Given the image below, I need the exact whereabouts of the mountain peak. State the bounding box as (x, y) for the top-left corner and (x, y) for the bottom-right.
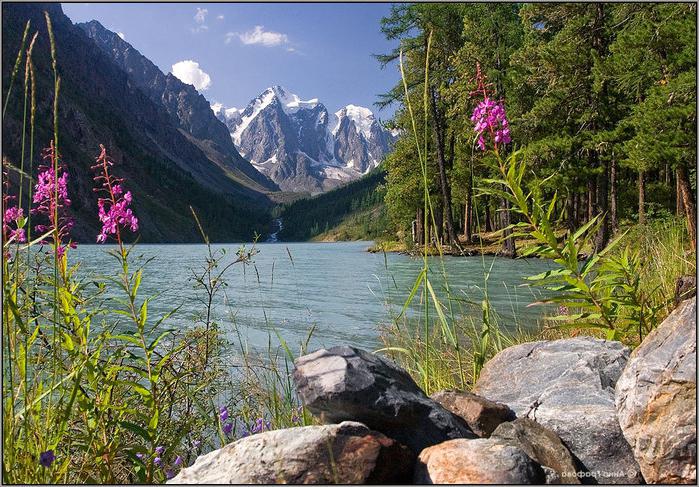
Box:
(335, 104), (376, 139)
(261, 86), (320, 114)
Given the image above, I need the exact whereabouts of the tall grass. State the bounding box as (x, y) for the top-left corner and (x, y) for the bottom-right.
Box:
(376, 34), (530, 394)
(2, 13), (307, 484)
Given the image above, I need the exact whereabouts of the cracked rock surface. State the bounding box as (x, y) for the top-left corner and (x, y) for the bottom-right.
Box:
(474, 337), (642, 483)
(293, 346), (476, 454)
(616, 297), (696, 484)
(167, 422), (414, 484)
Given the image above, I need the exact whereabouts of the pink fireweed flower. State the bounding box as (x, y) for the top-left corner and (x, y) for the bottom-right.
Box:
(31, 142), (75, 249)
(469, 62), (511, 152)
(470, 97), (511, 151)
(91, 145), (138, 244)
(3, 206), (26, 243)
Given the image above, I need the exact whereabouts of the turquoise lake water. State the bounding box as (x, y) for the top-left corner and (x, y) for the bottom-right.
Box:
(71, 241), (554, 352)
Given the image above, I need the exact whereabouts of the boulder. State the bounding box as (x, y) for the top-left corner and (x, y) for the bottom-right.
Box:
(616, 297), (697, 484)
(492, 418), (581, 484)
(167, 421), (414, 484)
(414, 438), (546, 484)
(292, 346), (476, 454)
(474, 337), (642, 483)
(431, 390), (515, 437)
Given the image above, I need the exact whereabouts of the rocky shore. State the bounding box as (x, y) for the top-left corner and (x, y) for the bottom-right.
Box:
(169, 297), (696, 484)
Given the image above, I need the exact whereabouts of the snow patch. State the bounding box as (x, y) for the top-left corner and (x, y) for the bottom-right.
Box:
(232, 89), (276, 145)
(335, 104), (375, 140)
(268, 85), (319, 114)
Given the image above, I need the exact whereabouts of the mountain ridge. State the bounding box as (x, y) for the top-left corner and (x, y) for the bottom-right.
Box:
(77, 19), (278, 193)
(2, 3), (272, 242)
(214, 85), (396, 193)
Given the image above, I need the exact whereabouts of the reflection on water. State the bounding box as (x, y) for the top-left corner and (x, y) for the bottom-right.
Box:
(71, 241), (554, 352)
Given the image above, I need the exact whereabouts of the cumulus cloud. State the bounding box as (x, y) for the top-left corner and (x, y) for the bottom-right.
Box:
(171, 60), (212, 91)
(234, 25), (289, 47)
(194, 8), (208, 24)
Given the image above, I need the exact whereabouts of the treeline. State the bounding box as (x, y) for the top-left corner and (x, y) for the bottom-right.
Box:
(378, 3), (696, 254)
(278, 169), (387, 241)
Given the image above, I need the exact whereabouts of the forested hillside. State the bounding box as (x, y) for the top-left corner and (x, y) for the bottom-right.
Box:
(378, 3), (696, 253)
(277, 168), (389, 241)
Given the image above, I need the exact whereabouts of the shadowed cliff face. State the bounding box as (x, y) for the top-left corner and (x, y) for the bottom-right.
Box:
(78, 20), (278, 193)
(2, 3), (273, 243)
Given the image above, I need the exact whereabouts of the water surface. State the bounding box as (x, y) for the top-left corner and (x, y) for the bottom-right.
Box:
(72, 241), (553, 352)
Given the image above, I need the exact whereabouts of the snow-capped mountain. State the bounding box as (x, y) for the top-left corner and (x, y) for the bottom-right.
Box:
(213, 86), (396, 193)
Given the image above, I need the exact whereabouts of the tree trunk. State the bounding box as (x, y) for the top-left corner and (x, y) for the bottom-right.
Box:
(416, 207), (424, 246)
(638, 171), (646, 225)
(464, 164), (473, 243)
(610, 157), (618, 232)
(500, 197), (516, 258)
(594, 159), (610, 252)
(676, 175), (684, 217)
(587, 179), (595, 221)
(677, 163), (697, 250)
(484, 196), (493, 233)
(434, 204), (444, 246)
(428, 87), (458, 246)
(566, 194), (576, 232)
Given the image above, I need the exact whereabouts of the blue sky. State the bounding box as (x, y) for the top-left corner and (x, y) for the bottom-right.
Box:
(62, 2), (402, 119)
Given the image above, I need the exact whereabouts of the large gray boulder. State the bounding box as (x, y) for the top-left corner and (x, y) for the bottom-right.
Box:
(492, 418), (582, 484)
(474, 337), (642, 483)
(431, 390), (516, 438)
(167, 421), (414, 484)
(293, 346), (476, 454)
(616, 297), (697, 484)
(414, 438), (546, 484)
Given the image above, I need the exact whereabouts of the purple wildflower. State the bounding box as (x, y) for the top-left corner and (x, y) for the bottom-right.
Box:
(251, 418), (265, 434)
(222, 422), (233, 435)
(3, 206), (26, 244)
(135, 453), (144, 461)
(154, 445), (165, 456)
(30, 142), (75, 251)
(219, 406), (229, 422)
(39, 450), (55, 468)
(471, 98), (510, 151)
(91, 145), (138, 244)
(469, 62), (511, 152)
(153, 456), (162, 467)
(192, 439), (201, 449)
(166, 470), (175, 480)
(174, 455), (183, 466)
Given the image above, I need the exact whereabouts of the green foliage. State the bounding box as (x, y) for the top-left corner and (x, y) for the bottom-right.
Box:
(488, 151), (675, 344)
(379, 2), (696, 249)
(278, 168), (388, 241)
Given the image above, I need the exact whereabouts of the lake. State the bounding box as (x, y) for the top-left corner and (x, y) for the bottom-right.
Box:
(71, 241), (554, 352)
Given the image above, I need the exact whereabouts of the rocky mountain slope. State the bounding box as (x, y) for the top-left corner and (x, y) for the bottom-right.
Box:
(214, 86), (396, 193)
(2, 3), (272, 242)
(78, 20), (277, 193)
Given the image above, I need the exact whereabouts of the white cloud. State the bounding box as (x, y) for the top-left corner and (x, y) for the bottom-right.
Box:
(235, 25), (289, 47)
(171, 60), (212, 91)
(216, 14), (224, 20)
(117, 32), (125, 40)
(194, 8), (208, 24)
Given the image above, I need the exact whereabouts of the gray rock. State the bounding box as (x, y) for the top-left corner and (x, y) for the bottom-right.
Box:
(475, 337), (642, 483)
(431, 390), (516, 437)
(167, 421), (414, 484)
(414, 438), (546, 484)
(492, 418), (582, 484)
(293, 346), (476, 454)
(616, 297), (697, 484)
